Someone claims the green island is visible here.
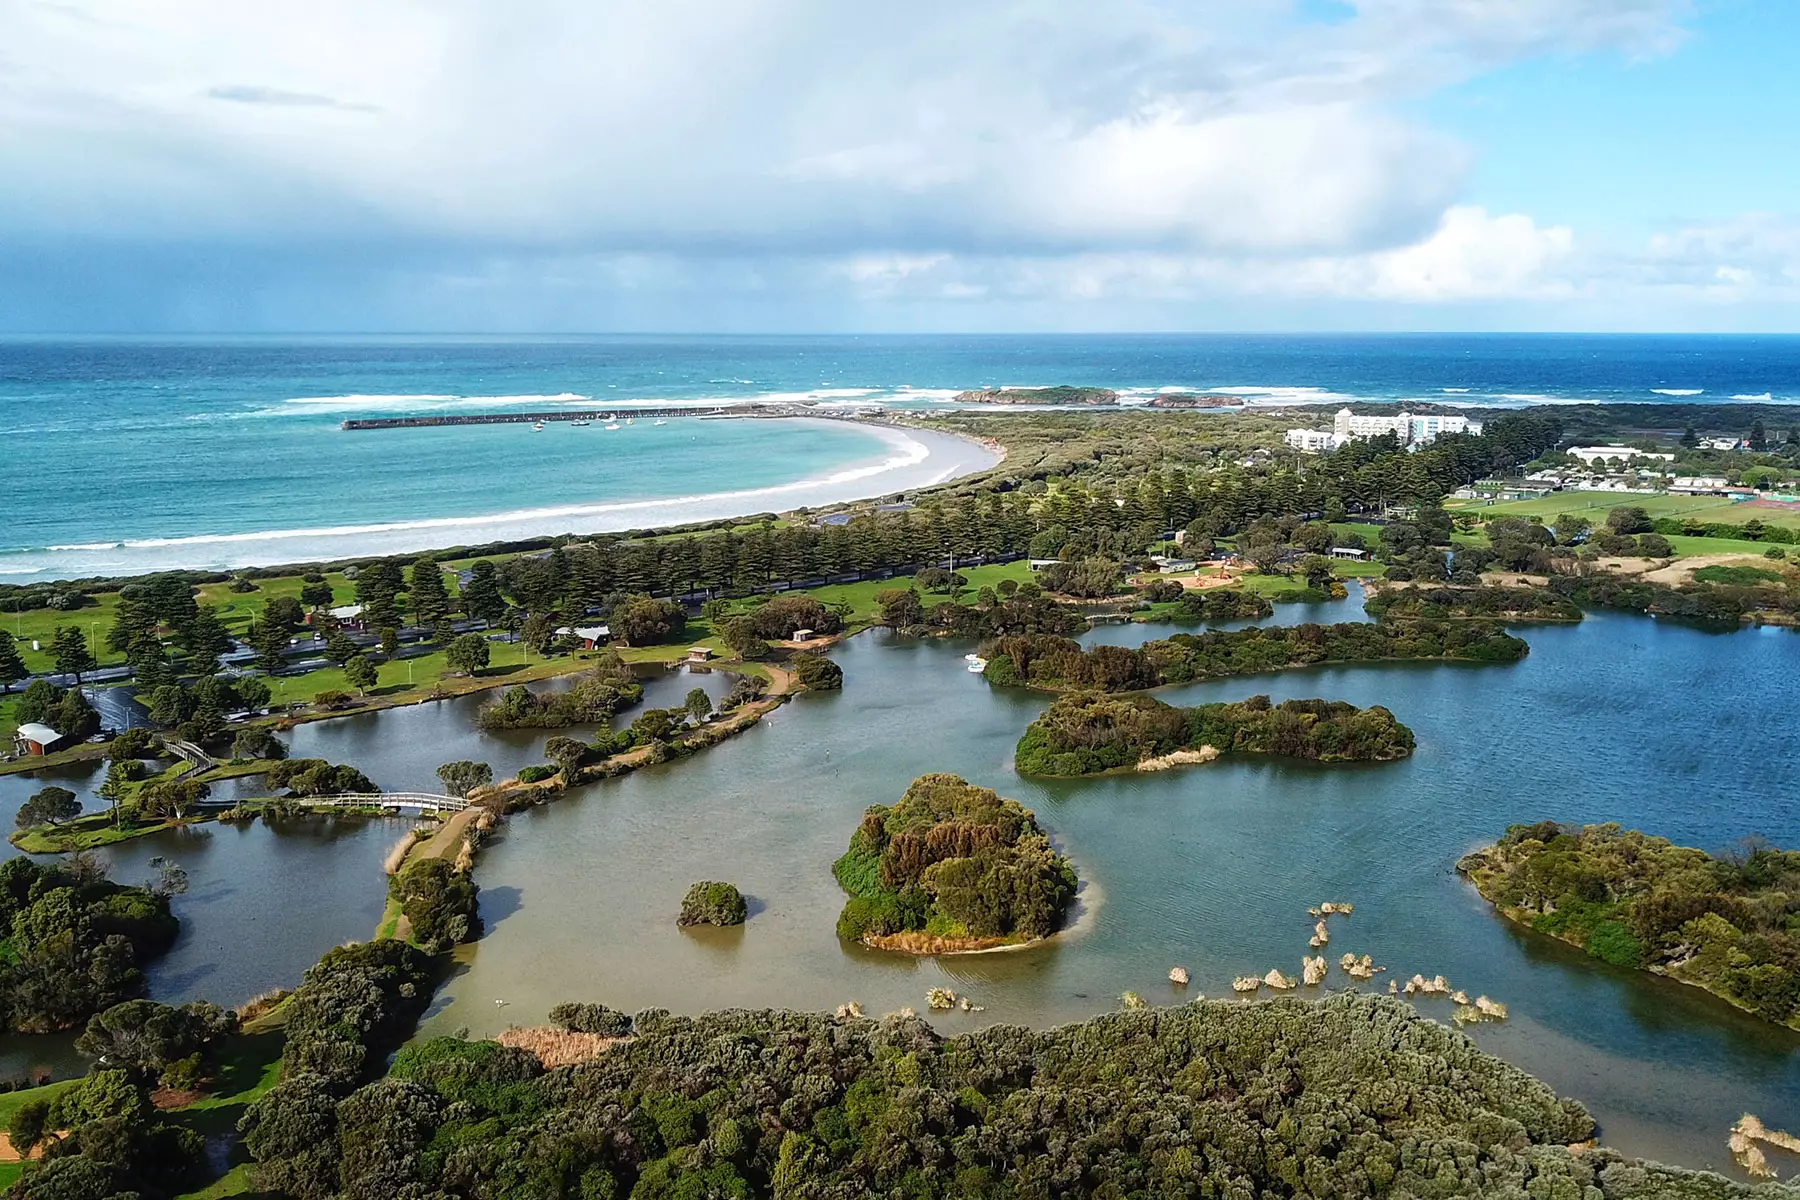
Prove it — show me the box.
[1134,583,1275,623]
[1363,583,1584,624]
[833,774,1078,953]
[1460,822,1800,1028]
[677,880,748,927]
[1015,692,1414,776]
[982,620,1528,692]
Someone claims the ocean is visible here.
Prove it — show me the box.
[5,332,1799,583]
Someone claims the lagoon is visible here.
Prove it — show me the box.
[3,592,1797,1173]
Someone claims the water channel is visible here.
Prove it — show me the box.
[2,592,1796,1173]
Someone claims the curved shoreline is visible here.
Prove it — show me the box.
[0,418,1001,583]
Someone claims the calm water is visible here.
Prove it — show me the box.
[405,592,1799,1176]
[6,333,1799,580]
[3,601,1797,1172]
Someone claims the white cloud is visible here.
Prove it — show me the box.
[0,0,1703,327]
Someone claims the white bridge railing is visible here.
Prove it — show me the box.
[303,792,471,813]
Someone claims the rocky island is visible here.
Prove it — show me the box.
[833,773,1078,953]
[953,385,1119,405]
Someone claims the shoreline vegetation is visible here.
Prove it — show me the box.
[1460,822,1800,1030]
[834,774,1078,954]
[1014,692,1414,776]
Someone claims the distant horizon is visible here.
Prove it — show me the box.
[10,329,1800,341]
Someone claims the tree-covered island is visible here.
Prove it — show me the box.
[982,620,1528,692]
[1015,692,1414,776]
[834,774,1077,953]
[1461,822,1800,1028]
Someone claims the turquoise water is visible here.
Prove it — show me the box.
[6,333,1800,580]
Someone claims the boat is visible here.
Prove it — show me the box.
[966,657,988,673]
[532,422,546,431]
[653,419,667,426]
[571,419,590,427]
[626,417,634,425]
[605,422,621,431]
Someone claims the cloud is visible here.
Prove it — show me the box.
[0,0,1700,328]
[206,85,374,111]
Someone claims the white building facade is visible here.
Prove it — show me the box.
[1331,408,1482,446]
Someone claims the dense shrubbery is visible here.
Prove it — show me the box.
[1548,573,1798,624]
[677,881,748,927]
[983,620,1529,692]
[790,652,843,691]
[389,857,480,950]
[1037,556,1125,597]
[476,654,644,730]
[264,939,438,1088]
[237,993,1770,1200]
[1157,586,1274,623]
[1015,692,1414,776]
[737,594,844,639]
[609,594,688,646]
[0,855,179,1033]
[1365,584,1583,623]
[834,774,1077,947]
[264,758,377,797]
[1461,822,1800,1025]
[11,679,99,742]
[6,1064,207,1198]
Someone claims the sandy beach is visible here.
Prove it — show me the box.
[4,418,999,582]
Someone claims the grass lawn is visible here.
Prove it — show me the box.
[767,561,1037,627]
[167,1032,285,1199]
[1450,490,1800,531]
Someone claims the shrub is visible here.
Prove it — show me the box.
[517,765,557,784]
[791,653,843,691]
[678,881,748,927]
[548,1003,633,1037]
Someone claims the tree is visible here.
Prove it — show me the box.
[610,596,686,646]
[0,630,25,693]
[378,626,400,658]
[7,1099,48,1156]
[544,736,587,779]
[460,560,507,623]
[235,677,272,711]
[521,612,557,655]
[180,605,232,673]
[1680,426,1700,450]
[1606,506,1653,535]
[264,595,307,634]
[684,687,713,724]
[299,581,336,610]
[408,559,451,625]
[445,633,490,675]
[343,654,379,695]
[17,786,81,828]
[248,621,290,675]
[98,760,144,827]
[436,760,492,798]
[232,726,287,761]
[876,587,924,628]
[1751,419,1769,452]
[323,630,360,666]
[51,625,96,682]
[717,617,770,661]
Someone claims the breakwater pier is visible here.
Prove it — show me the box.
[339,404,875,430]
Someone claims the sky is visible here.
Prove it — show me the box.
[1,0,1796,333]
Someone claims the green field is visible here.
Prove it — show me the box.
[1450,490,1800,530]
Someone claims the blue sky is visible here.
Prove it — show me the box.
[1,0,1795,332]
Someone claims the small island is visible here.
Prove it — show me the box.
[1365,584,1583,624]
[834,774,1078,953]
[1146,392,1243,408]
[1015,692,1415,776]
[1460,822,1800,1028]
[982,620,1529,692]
[953,386,1119,406]
[678,881,748,927]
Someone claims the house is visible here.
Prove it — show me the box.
[1330,547,1369,560]
[791,628,816,642]
[308,604,367,631]
[686,646,715,664]
[1700,437,1744,452]
[12,723,64,757]
[556,624,610,649]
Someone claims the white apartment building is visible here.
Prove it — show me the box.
[1283,428,1341,453]
[1331,408,1482,446]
